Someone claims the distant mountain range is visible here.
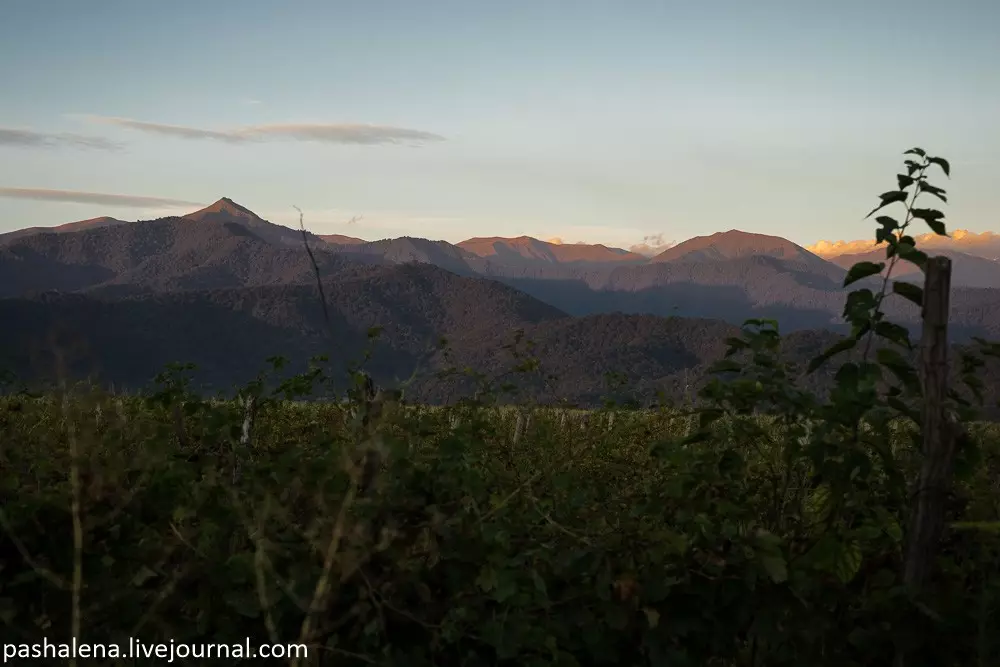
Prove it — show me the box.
[2,199,998,406]
[809,229,1000,261]
[458,235,648,266]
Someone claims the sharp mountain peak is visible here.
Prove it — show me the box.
[185,197,263,221]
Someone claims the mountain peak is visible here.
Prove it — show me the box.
[178,197,324,248]
[652,229,818,264]
[188,197,261,220]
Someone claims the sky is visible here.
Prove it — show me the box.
[1,0,998,251]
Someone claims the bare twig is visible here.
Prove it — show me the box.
[293,205,335,344]
[291,481,359,667]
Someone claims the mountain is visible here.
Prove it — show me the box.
[322,232,858,330]
[0,216,128,243]
[810,229,1000,261]
[2,200,998,337]
[652,230,839,275]
[183,197,327,248]
[2,200,999,410]
[827,248,1000,289]
[457,236,647,267]
[0,214,367,297]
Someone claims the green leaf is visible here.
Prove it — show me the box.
[877,348,919,392]
[874,321,912,348]
[896,174,913,190]
[754,530,788,583]
[531,569,548,599]
[843,261,885,287]
[951,521,1000,534]
[492,569,518,602]
[723,337,748,355]
[917,181,947,203]
[865,190,909,219]
[904,147,927,157]
[896,246,928,271]
[682,429,712,445]
[892,281,923,307]
[709,359,742,374]
[833,542,863,584]
[926,220,946,235]
[853,524,882,541]
[927,156,950,177]
[759,552,788,583]
[808,338,857,374]
[911,207,944,221]
[807,536,863,583]
[131,565,159,588]
[804,484,833,525]
[911,208,947,235]
[875,216,899,244]
[476,566,497,592]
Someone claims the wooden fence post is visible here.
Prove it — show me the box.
[895,256,957,667]
[903,255,957,589]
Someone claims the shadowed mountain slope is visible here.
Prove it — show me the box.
[0,261,565,392]
[2,283,998,415]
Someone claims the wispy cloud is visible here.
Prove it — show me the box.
[0,127,122,151]
[628,233,675,257]
[84,115,446,146]
[0,187,203,208]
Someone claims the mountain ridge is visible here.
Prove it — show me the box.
[809,229,1000,260]
[2,198,997,336]
[457,235,648,267]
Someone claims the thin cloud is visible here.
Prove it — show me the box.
[0,187,203,208]
[89,117,240,142]
[0,127,123,151]
[85,115,446,146]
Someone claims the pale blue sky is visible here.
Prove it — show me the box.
[1,0,997,249]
